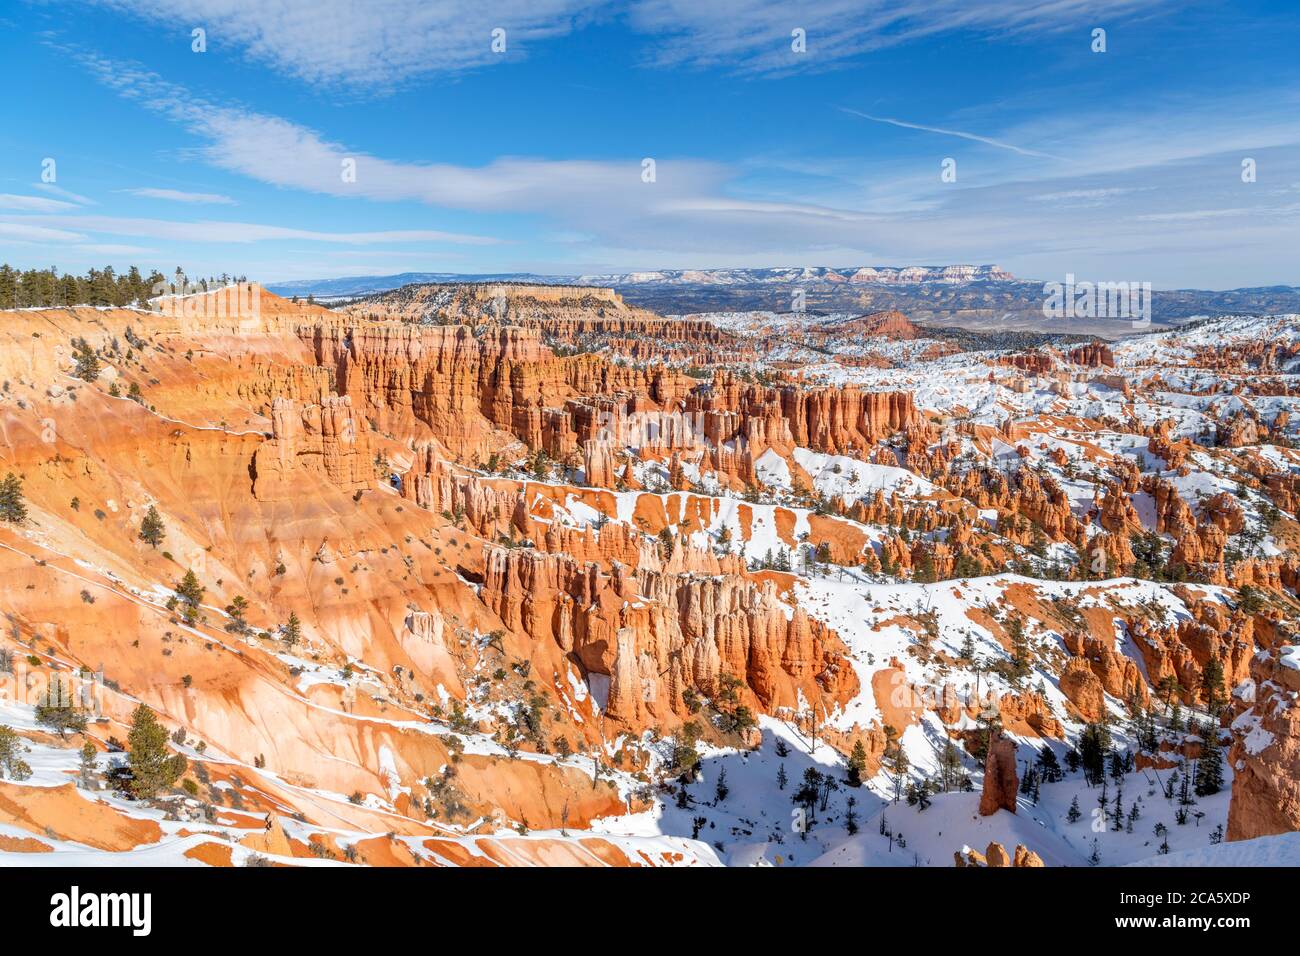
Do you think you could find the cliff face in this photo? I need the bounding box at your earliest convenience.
[1068,341,1115,367]
[252,396,375,499]
[1228,645,1300,840]
[478,544,859,728]
[299,318,917,480]
[0,300,649,842]
[1,289,1298,868]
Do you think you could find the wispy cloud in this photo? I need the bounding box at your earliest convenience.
[72,0,605,92]
[53,45,1300,287]
[63,48,745,220]
[838,107,1063,160]
[1030,187,1147,204]
[0,193,80,212]
[1,213,503,246]
[1144,205,1263,221]
[77,243,159,256]
[33,183,96,205]
[21,24,1300,289]
[61,0,1175,90]
[123,187,237,205]
[0,222,89,242]
[630,0,1173,75]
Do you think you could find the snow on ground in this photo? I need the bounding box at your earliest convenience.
[792,447,937,499]
[0,693,720,867]
[589,709,1234,868]
[1127,830,1300,867]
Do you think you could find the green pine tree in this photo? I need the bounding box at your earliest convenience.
[126,703,187,798]
[1037,744,1064,783]
[34,675,87,738]
[175,569,204,607]
[0,472,27,523]
[1078,722,1112,786]
[72,337,101,382]
[1194,722,1225,796]
[846,738,868,787]
[78,740,99,788]
[281,611,303,646]
[138,505,165,548]
[935,739,965,793]
[0,725,33,781]
[1200,656,1226,715]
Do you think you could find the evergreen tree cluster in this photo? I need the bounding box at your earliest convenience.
[0,264,165,309]
[0,264,255,310]
[0,472,27,523]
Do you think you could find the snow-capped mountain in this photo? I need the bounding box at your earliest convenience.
[575,264,1016,286]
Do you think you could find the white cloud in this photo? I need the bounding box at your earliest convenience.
[33,183,97,205]
[76,243,159,256]
[628,0,1172,74]
[66,0,1176,89]
[124,187,237,205]
[31,40,1300,288]
[1030,188,1147,204]
[0,222,90,242]
[65,49,743,220]
[77,0,605,91]
[1135,208,1255,222]
[0,194,80,212]
[1,214,503,246]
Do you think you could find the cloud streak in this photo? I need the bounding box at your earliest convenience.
[62,0,1175,90]
[2,213,504,246]
[72,0,605,92]
[124,187,237,205]
[630,0,1174,75]
[0,194,81,212]
[838,107,1063,160]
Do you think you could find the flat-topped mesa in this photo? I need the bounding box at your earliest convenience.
[339,281,642,325]
[340,278,758,368]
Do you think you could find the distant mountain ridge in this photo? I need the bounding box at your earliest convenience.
[573,264,1016,286]
[266,264,1015,299]
[266,268,1300,335]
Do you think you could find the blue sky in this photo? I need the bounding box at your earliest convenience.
[1,0,1299,288]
